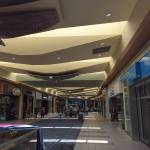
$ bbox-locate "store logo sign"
[12,88,21,96]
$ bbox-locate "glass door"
[122,80,132,135]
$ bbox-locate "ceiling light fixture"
[105,13,111,17]
[49,76,53,79]
[12,57,16,60]
[57,56,61,60]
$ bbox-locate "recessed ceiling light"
[98,54,102,56]
[12,57,15,60]
[57,56,61,60]
[49,76,53,79]
[105,13,111,17]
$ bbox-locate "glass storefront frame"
[122,80,132,135]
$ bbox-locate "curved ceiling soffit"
[27,63,109,80]
[0,0,39,7]
[0,37,116,65]
[0,9,59,38]
[0,35,116,56]
[28,70,80,81]
[0,63,108,81]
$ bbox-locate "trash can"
[78,112,84,121]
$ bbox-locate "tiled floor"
[30,112,150,150]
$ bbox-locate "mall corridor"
[23,113,149,150]
[0,0,150,149]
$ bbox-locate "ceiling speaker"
[0,0,38,7]
[0,9,59,38]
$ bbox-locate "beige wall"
[112,0,150,64]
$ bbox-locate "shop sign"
[36,92,42,100]
[12,88,21,96]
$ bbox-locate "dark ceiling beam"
[102,11,150,88]
[23,80,102,88]
[0,9,59,38]
[0,0,38,7]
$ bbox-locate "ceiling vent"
[93,46,111,54]
[0,0,38,7]
[0,9,59,38]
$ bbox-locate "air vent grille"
[93,46,111,54]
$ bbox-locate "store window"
[139,52,150,78]
[0,81,19,121]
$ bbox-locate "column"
[65,97,68,109]
[18,88,23,119]
[52,96,56,113]
[33,90,36,115]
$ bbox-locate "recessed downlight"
[49,76,53,79]
[12,57,16,60]
[57,56,61,60]
[105,13,111,17]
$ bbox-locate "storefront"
[48,95,52,113]
[0,80,20,120]
[99,97,106,117]
[86,100,97,111]
[122,48,150,146]
[106,77,125,127]
[56,97,66,113]
[41,93,49,115]
[109,93,125,128]
[68,98,85,110]
[35,91,42,113]
[22,89,34,118]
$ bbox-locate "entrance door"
[23,95,33,118]
[23,95,27,118]
[131,80,150,146]
[140,98,150,145]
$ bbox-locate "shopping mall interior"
[0,0,150,150]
